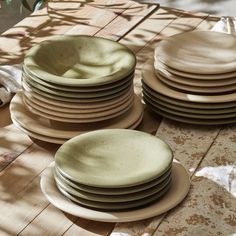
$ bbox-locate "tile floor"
[1,0,236,34]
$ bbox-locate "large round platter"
[143,90,236,114]
[155,61,236,86]
[155,31,236,74]
[54,165,171,195]
[10,92,144,139]
[40,161,190,222]
[156,73,236,94]
[142,84,236,109]
[55,129,173,188]
[23,66,134,92]
[142,60,236,103]
[24,35,136,86]
[12,117,67,144]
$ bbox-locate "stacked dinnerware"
[142,31,236,125]
[53,129,174,211]
[10,35,144,143]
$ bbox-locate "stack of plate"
[142,31,236,125]
[53,129,175,211]
[10,35,144,143]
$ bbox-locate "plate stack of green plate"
[53,129,173,211]
[142,31,236,125]
[10,36,144,143]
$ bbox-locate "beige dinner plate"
[142,84,236,109]
[146,102,236,125]
[155,61,236,86]
[144,96,236,119]
[24,96,133,123]
[40,161,190,222]
[142,60,236,103]
[54,164,171,195]
[23,95,134,119]
[10,92,144,139]
[23,66,134,92]
[24,35,136,86]
[22,79,132,103]
[156,73,236,94]
[155,31,236,74]
[23,91,133,113]
[143,90,236,115]
[23,86,133,109]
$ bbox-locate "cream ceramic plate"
[24,35,136,86]
[24,97,133,123]
[146,102,236,125]
[142,84,236,109]
[156,73,236,94]
[155,61,236,86]
[155,58,236,80]
[143,96,236,119]
[10,92,144,139]
[143,90,236,115]
[23,86,133,109]
[55,129,173,188]
[54,165,171,195]
[22,79,132,103]
[142,60,236,103]
[23,94,133,116]
[23,67,134,92]
[24,95,133,119]
[55,172,171,203]
[155,31,236,74]
[40,161,190,222]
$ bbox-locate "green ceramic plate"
[55,171,171,202]
[57,181,170,210]
[24,35,136,86]
[55,129,173,188]
[23,75,133,98]
[22,79,132,103]
[54,165,171,195]
[23,66,134,92]
[143,95,236,119]
[145,101,236,125]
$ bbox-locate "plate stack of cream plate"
[142,31,236,125]
[10,35,144,143]
[53,129,176,211]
